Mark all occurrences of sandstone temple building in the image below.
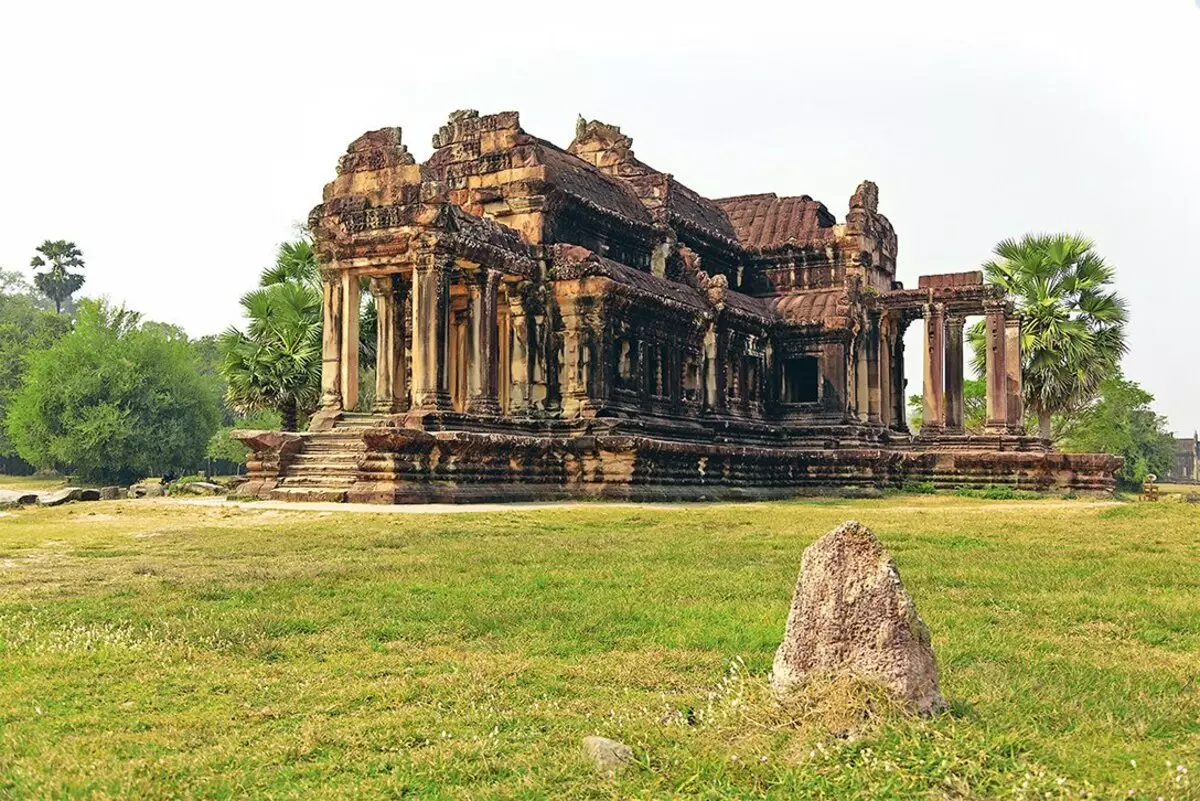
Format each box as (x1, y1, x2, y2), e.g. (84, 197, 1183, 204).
(236, 110, 1120, 502)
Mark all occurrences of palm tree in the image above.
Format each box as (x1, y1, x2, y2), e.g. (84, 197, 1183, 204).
(30, 240, 86, 314)
(970, 234, 1127, 440)
(219, 242, 322, 431)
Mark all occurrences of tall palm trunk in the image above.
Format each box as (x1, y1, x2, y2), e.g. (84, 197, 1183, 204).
(280, 399, 298, 432)
(1038, 407, 1052, 441)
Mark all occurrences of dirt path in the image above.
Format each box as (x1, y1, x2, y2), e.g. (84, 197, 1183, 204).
(169, 497, 1123, 515)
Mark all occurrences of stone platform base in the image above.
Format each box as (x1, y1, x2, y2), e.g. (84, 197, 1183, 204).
(233, 426, 1121, 504)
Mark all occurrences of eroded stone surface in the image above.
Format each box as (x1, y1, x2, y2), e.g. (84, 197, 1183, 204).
(772, 520, 946, 715)
(581, 736, 634, 776)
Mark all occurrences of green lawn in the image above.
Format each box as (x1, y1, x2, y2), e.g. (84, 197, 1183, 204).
(0, 497, 1197, 799)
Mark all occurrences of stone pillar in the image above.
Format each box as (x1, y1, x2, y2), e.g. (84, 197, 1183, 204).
(1005, 316, 1024, 431)
(866, 313, 882, 424)
(878, 322, 892, 427)
(920, 303, 945, 436)
(410, 256, 452, 413)
(703, 324, 723, 413)
(466, 269, 501, 416)
(506, 285, 530, 414)
(984, 299, 1008, 432)
(892, 330, 907, 431)
(558, 292, 596, 418)
(819, 342, 847, 419)
(339, 271, 360, 411)
(318, 268, 344, 412)
(370, 275, 405, 414)
(943, 315, 965, 433)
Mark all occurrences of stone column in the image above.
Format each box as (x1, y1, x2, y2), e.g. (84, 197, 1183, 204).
(410, 256, 452, 413)
(318, 267, 344, 412)
(703, 323, 723, 413)
(878, 321, 892, 427)
(1005, 316, 1024, 431)
(819, 341, 847, 419)
(920, 303, 945, 436)
(892, 330, 907, 431)
(370, 275, 405, 414)
(339, 270, 360, 412)
(506, 285, 530, 414)
(984, 299, 1008, 432)
(466, 269, 501, 416)
(866, 313, 882, 424)
(943, 315, 965, 433)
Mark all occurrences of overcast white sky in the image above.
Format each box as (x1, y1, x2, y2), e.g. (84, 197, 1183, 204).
(1, 0, 1197, 433)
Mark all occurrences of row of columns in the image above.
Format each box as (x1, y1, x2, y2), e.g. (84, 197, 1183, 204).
(852, 312, 906, 430)
(920, 300, 1023, 437)
(319, 261, 507, 418)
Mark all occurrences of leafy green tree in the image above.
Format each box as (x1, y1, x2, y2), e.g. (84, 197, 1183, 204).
(907, 378, 987, 432)
(0, 294, 71, 456)
(206, 409, 283, 467)
(219, 241, 323, 431)
(6, 299, 221, 484)
(1057, 374, 1175, 487)
(30, 240, 86, 314)
(969, 234, 1127, 440)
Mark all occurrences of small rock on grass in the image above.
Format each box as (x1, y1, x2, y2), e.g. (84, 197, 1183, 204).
(582, 736, 634, 776)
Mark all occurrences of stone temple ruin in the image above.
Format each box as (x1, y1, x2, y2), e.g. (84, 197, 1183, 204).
(235, 110, 1121, 502)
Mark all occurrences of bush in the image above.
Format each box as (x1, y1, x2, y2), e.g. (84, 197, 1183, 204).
(6, 300, 220, 484)
(954, 485, 1045, 501)
(901, 481, 937, 495)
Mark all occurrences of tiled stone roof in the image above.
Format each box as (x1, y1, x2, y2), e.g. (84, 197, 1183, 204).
(715, 193, 838, 251)
(767, 288, 850, 327)
(535, 142, 654, 227)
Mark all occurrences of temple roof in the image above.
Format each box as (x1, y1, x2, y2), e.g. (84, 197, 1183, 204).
(665, 179, 742, 246)
(715, 193, 838, 251)
(767, 288, 850, 327)
(530, 139, 654, 227)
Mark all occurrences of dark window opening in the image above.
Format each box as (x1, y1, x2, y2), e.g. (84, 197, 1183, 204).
(784, 357, 819, 404)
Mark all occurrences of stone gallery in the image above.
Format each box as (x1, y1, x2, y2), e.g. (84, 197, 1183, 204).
(236, 110, 1120, 502)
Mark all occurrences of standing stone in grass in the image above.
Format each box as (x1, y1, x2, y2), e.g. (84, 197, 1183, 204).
(582, 736, 634, 777)
(772, 520, 946, 715)
(99, 486, 124, 501)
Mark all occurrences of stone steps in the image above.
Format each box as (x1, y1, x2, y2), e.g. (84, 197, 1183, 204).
(268, 487, 349, 503)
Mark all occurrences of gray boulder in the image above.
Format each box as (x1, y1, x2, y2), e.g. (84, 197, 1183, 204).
(772, 520, 946, 715)
(179, 481, 224, 496)
(39, 487, 83, 507)
(99, 486, 125, 501)
(129, 484, 164, 499)
(581, 736, 634, 777)
(78, 489, 102, 501)
(0, 490, 38, 506)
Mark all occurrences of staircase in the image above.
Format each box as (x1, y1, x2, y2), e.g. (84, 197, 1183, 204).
(267, 415, 380, 502)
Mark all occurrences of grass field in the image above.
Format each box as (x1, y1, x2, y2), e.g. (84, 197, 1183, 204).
(0, 475, 65, 493)
(0, 496, 1197, 799)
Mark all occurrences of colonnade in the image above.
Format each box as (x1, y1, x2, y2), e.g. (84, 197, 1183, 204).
(319, 260, 511, 419)
(851, 312, 906, 430)
(919, 300, 1023, 437)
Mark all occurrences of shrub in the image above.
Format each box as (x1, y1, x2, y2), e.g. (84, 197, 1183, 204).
(6, 300, 220, 484)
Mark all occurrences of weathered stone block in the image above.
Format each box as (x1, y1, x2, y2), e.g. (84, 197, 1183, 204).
(772, 520, 946, 715)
